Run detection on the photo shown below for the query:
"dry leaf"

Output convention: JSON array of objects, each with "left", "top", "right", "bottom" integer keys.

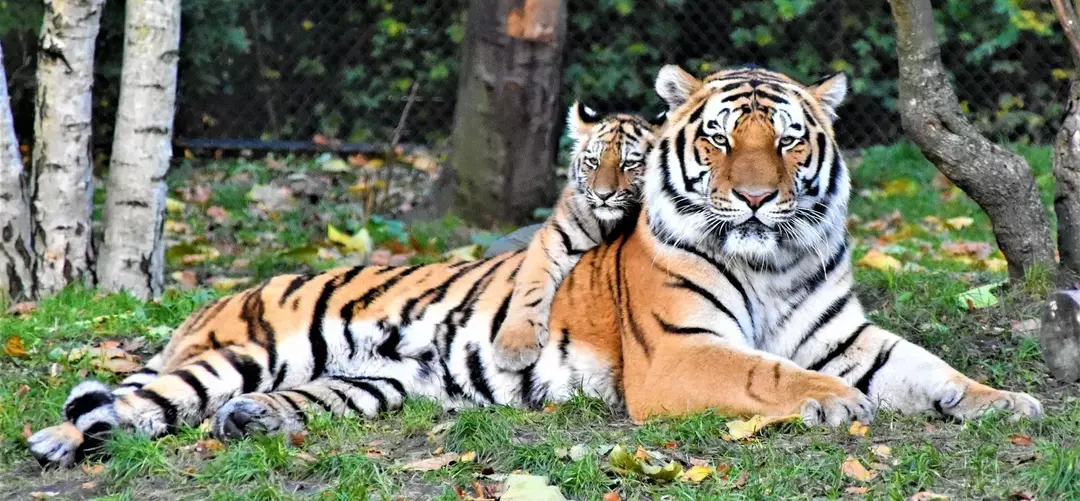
[
  {"left": 845, "top": 486, "right": 869, "bottom": 495},
  {"left": 680, "top": 465, "right": 714, "bottom": 483},
  {"left": 608, "top": 444, "right": 683, "bottom": 482},
  {"left": 848, "top": 421, "right": 870, "bottom": 437},
  {"left": 500, "top": 474, "right": 568, "bottom": 500},
  {"left": 909, "top": 492, "right": 949, "bottom": 500},
  {"left": 733, "top": 470, "right": 749, "bottom": 489},
  {"left": 29, "top": 491, "right": 58, "bottom": 499},
  {"left": 1008, "top": 434, "right": 1033, "bottom": 446},
  {"left": 982, "top": 258, "right": 1008, "bottom": 272},
  {"left": 941, "top": 241, "right": 993, "bottom": 259},
  {"left": 460, "top": 451, "right": 477, "bottom": 463},
  {"left": 16, "top": 384, "right": 30, "bottom": 397},
  {"left": 1010, "top": 319, "right": 1040, "bottom": 337},
  {"left": 602, "top": 492, "right": 621, "bottom": 501},
  {"left": 206, "top": 206, "right": 230, "bottom": 224},
  {"left": 94, "top": 357, "right": 143, "bottom": 374},
  {"left": 81, "top": 463, "right": 104, "bottom": 476},
  {"left": 1009, "top": 491, "right": 1036, "bottom": 500},
  {"left": 542, "top": 403, "right": 558, "bottom": 413},
  {"left": 945, "top": 217, "right": 975, "bottom": 230},
  {"left": 80, "top": 482, "right": 97, "bottom": 489},
  {"left": 295, "top": 452, "right": 318, "bottom": 463},
  {"left": 723, "top": 414, "right": 801, "bottom": 441},
  {"left": 288, "top": 431, "right": 307, "bottom": 447},
  {"left": 882, "top": 178, "right": 918, "bottom": 196},
  {"left": 871, "top": 444, "right": 892, "bottom": 459},
  {"left": 841, "top": 456, "right": 877, "bottom": 482},
  {"left": 194, "top": 438, "right": 225, "bottom": 459},
  {"left": 23, "top": 423, "right": 33, "bottom": 439},
  {"left": 402, "top": 452, "right": 461, "bottom": 471},
  {"left": 5, "top": 336, "right": 28, "bottom": 358},
  {"left": 7, "top": 301, "right": 38, "bottom": 315},
  {"left": 857, "top": 250, "right": 902, "bottom": 272}
]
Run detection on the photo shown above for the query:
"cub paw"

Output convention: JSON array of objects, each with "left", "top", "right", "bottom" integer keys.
[
  {"left": 800, "top": 389, "right": 875, "bottom": 428},
  {"left": 212, "top": 395, "right": 304, "bottom": 439},
  {"left": 28, "top": 422, "right": 84, "bottom": 468},
  {"left": 940, "top": 384, "right": 1043, "bottom": 421},
  {"left": 492, "top": 320, "right": 547, "bottom": 372}
]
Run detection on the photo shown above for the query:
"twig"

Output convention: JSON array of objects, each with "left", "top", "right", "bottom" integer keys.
[
  {"left": 390, "top": 80, "right": 421, "bottom": 150},
  {"left": 1051, "top": 0, "right": 1080, "bottom": 68}
]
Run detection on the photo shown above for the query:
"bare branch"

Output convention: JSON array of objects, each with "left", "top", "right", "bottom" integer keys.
[{"left": 1051, "top": 0, "right": 1080, "bottom": 67}]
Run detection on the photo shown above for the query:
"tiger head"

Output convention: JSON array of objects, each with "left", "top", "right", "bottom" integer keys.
[
  {"left": 567, "top": 102, "right": 664, "bottom": 223},
  {"left": 643, "top": 65, "right": 849, "bottom": 264}
]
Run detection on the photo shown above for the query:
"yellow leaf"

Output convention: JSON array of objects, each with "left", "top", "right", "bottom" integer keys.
[
  {"left": 909, "top": 492, "right": 949, "bottom": 501},
  {"left": 945, "top": 217, "right": 974, "bottom": 230},
  {"left": 608, "top": 444, "right": 683, "bottom": 483},
  {"left": 680, "top": 465, "right": 714, "bottom": 483},
  {"left": 848, "top": 421, "right": 870, "bottom": 437},
  {"left": 165, "top": 197, "right": 186, "bottom": 214},
  {"left": 402, "top": 452, "right": 461, "bottom": 471},
  {"left": 723, "top": 414, "right": 801, "bottom": 441},
  {"left": 857, "top": 250, "right": 902, "bottom": 272},
  {"left": 982, "top": 258, "right": 1008, "bottom": 272},
  {"left": 327, "top": 224, "right": 373, "bottom": 256},
  {"left": 4, "top": 336, "right": 28, "bottom": 358},
  {"left": 459, "top": 451, "right": 477, "bottom": 463},
  {"left": 871, "top": 444, "right": 891, "bottom": 459},
  {"left": 442, "top": 244, "right": 482, "bottom": 263},
  {"left": 841, "top": 456, "right": 877, "bottom": 482},
  {"left": 882, "top": 178, "right": 918, "bottom": 196}
]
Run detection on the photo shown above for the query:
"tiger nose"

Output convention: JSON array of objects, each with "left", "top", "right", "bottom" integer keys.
[
  {"left": 734, "top": 189, "right": 777, "bottom": 210},
  {"left": 594, "top": 189, "right": 615, "bottom": 201}
]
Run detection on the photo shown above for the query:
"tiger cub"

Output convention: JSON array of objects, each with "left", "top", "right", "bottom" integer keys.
[{"left": 492, "top": 103, "right": 663, "bottom": 370}]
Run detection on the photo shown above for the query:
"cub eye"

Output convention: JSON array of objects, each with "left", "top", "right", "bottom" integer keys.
[
  {"left": 778, "top": 136, "right": 799, "bottom": 147},
  {"left": 583, "top": 157, "right": 599, "bottom": 169},
  {"left": 707, "top": 134, "right": 729, "bottom": 149},
  {"left": 623, "top": 160, "right": 642, "bottom": 171}
]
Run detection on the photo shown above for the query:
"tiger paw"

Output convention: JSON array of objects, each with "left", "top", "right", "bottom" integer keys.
[
  {"left": 212, "top": 395, "right": 304, "bottom": 439},
  {"left": 937, "top": 382, "right": 1043, "bottom": 421},
  {"left": 800, "top": 388, "right": 875, "bottom": 428},
  {"left": 492, "top": 319, "right": 547, "bottom": 372},
  {"left": 28, "top": 422, "right": 85, "bottom": 468}
]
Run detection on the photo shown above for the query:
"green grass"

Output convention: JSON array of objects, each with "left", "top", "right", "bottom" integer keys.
[{"left": 2, "top": 143, "right": 1079, "bottom": 499}]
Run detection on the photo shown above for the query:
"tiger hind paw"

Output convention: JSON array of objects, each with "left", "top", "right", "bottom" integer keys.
[
  {"left": 28, "top": 422, "right": 85, "bottom": 468},
  {"left": 492, "top": 320, "right": 547, "bottom": 371}
]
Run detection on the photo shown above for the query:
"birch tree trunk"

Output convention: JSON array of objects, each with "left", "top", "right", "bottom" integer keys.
[
  {"left": 0, "top": 41, "right": 36, "bottom": 302},
  {"left": 31, "top": 0, "right": 105, "bottom": 295},
  {"left": 888, "top": 0, "right": 1058, "bottom": 281},
  {"left": 98, "top": 0, "right": 180, "bottom": 299}
]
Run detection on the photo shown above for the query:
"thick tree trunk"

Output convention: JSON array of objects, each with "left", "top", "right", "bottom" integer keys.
[
  {"left": 889, "top": 0, "right": 1057, "bottom": 280},
  {"left": 448, "top": 0, "right": 567, "bottom": 226},
  {"left": 0, "top": 42, "right": 36, "bottom": 302},
  {"left": 98, "top": 0, "right": 180, "bottom": 299},
  {"left": 31, "top": 0, "right": 105, "bottom": 295},
  {"left": 1051, "top": 0, "right": 1080, "bottom": 279}
]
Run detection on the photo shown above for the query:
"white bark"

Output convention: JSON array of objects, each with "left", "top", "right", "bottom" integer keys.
[
  {"left": 0, "top": 41, "right": 36, "bottom": 301},
  {"left": 98, "top": 0, "right": 180, "bottom": 299},
  {"left": 31, "top": 0, "right": 105, "bottom": 295}
]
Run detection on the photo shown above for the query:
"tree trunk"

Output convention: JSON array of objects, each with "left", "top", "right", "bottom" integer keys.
[
  {"left": 888, "top": 0, "right": 1057, "bottom": 281},
  {"left": 31, "top": 0, "right": 105, "bottom": 295},
  {"left": 0, "top": 41, "right": 36, "bottom": 302},
  {"left": 98, "top": 0, "right": 180, "bottom": 299},
  {"left": 1051, "top": 0, "right": 1080, "bottom": 279},
  {"left": 448, "top": 0, "right": 567, "bottom": 226}
]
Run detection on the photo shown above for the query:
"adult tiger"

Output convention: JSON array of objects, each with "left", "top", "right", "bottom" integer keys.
[{"left": 29, "top": 66, "right": 1041, "bottom": 467}]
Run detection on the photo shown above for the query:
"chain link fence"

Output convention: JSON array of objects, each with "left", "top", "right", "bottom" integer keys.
[{"left": 0, "top": 0, "right": 1071, "bottom": 151}]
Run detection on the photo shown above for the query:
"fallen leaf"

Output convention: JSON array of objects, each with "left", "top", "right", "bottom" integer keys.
[
  {"left": 194, "top": 438, "right": 225, "bottom": 459},
  {"left": 871, "top": 444, "right": 892, "bottom": 459},
  {"left": 1008, "top": 434, "right": 1033, "bottom": 446},
  {"left": 443, "top": 244, "right": 482, "bottom": 263},
  {"left": 295, "top": 452, "right": 318, "bottom": 463},
  {"left": 165, "top": 197, "right": 186, "bottom": 214},
  {"left": 164, "top": 220, "right": 190, "bottom": 234},
  {"left": 1009, "top": 491, "right": 1035, "bottom": 500},
  {"left": 845, "top": 486, "right": 869, "bottom": 495},
  {"left": 5, "top": 335, "right": 28, "bottom": 357},
  {"left": 500, "top": 474, "right": 567, "bottom": 500},
  {"left": 206, "top": 206, "right": 230, "bottom": 224},
  {"left": 248, "top": 184, "right": 295, "bottom": 211},
  {"left": 7, "top": 301, "right": 38, "bottom": 315},
  {"left": 857, "top": 250, "right": 902, "bottom": 272},
  {"left": 1010, "top": 319, "right": 1040, "bottom": 338},
  {"left": 733, "top": 470, "right": 749, "bottom": 489},
  {"left": 172, "top": 270, "right": 198, "bottom": 289},
  {"left": 568, "top": 444, "right": 588, "bottom": 462},
  {"left": 288, "top": 431, "right": 307, "bottom": 447},
  {"left": 909, "top": 492, "right": 949, "bottom": 500},
  {"left": 956, "top": 282, "right": 1004, "bottom": 310},
  {"left": 663, "top": 440, "right": 677, "bottom": 449},
  {"left": 608, "top": 444, "right": 683, "bottom": 482},
  {"left": 841, "top": 456, "right": 877, "bottom": 482},
  {"left": 945, "top": 217, "right": 975, "bottom": 230},
  {"left": 23, "top": 423, "right": 32, "bottom": 439},
  {"left": 723, "top": 414, "right": 801, "bottom": 441},
  {"left": 460, "top": 450, "right": 477, "bottom": 463},
  {"left": 209, "top": 276, "right": 253, "bottom": 292},
  {"left": 29, "top": 491, "right": 58, "bottom": 499},
  {"left": 882, "top": 178, "right": 918, "bottom": 196},
  {"left": 80, "top": 482, "right": 97, "bottom": 489},
  {"left": 94, "top": 357, "right": 142, "bottom": 374},
  {"left": 542, "top": 403, "right": 558, "bottom": 413},
  {"left": 942, "top": 241, "right": 993, "bottom": 259},
  {"left": 982, "top": 258, "right": 1009, "bottom": 272},
  {"left": 81, "top": 463, "right": 104, "bottom": 476},
  {"left": 402, "top": 452, "right": 461, "bottom": 471},
  {"left": 602, "top": 492, "right": 621, "bottom": 501},
  {"left": 16, "top": 384, "right": 30, "bottom": 397},
  {"left": 848, "top": 421, "right": 870, "bottom": 437},
  {"left": 680, "top": 464, "right": 714, "bottom": 483},
  {"left": 869, "top": 462, "right": 891, "bottom": 471},
  {"left": 327, "top": 224, "right": 373, "bottom": 257}
]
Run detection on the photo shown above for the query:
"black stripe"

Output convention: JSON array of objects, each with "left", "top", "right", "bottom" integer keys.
[
  {"left": 854, "top": 341, "right": 898, "bottom": 394},
  {"left": 653, "top": 313, "right": 720, "bottom": 336},
  {"left": 377, "top": 322, "right": 403, "bottom": 361},
  {"left": 338, "top": 377, "right": 388, "bottom": 413},
  {"left": 222, "top": 350, "right": 263, "bottom": 393},
  {"left": 193, "top": 360, "right": 219, "bottom": 378},
  {"left": 356, "top": 265, "right": 424, "bottom": 308},
  {"left": 519, "top": 363, "right": 538, "bottom": 409},
  {"left": 554, "top": 222, "right": 582, "bottom": 256},
  {"left": 687, "top": 102, "right": 706, "bottom": 124},
  {"left": 279, "top": 274, "right": 315, "bottom": 306},
  {"left": 355, "top": 376, "right": 406, "bottom": 395},
  {"left": 807, "top": 322, "right": 871, "bottom": 372},
  {"left": 209, "top": 331, "right": 223, "bottom": 350},
  {"left": 787, "top": 243, "right": 848, "bottom": 297},
  {"left": 271, "top": 362, "right": 289, "bottom": 390},
  {"left": 240, "top": 284, "right": 278, "bottom": 376},
  {"left": 134, "top": 389, "right": 179, "bottom": 429},
  {"left": 330, "top": 387, "right": 362, "bottom": 415},
  {"left": 401, "top": 259, "right": 489, "bottom": 322},
  {"left": 64, "top": 391, "right": 115, "bottom": 422},
  {"left": 676, "top": 131, "right": 695, "bottom": 192},
  {"left": 791, "top": 291, "right": 853, "bottom": 355},
  {"left": 441, "top": 257, "right": 509, "bottom": 355},
  {"left": 660, "top": 267, "right": 742, "bottom": 330},
  {"left": 277, "top": 393, "right": 307, "bottom": 421},
  {"left": 825, "top": 150, "right": 843, "bottom": 198},
  {"left": 191, "top": 298, "right": 230, "bottom": 333},
  {"left": 667, "top": 244, "right": 753, "bottom": 328},
  {"left": 173, "top": 370, "right": 209, "bottom": 413},
  {"left": 340, "top": 300, "right": 359, "bottom": 359},
  {"left": 466, "top": 344, "right": 497, "bottom": 403},
  {"left": 558, "top": 329, "right": 571, "bottom": 363},
  {"left": 79, "top": 421, "right": 113, "bottom": 455},
  {"left": 309, "top": 266, "right": 366, "bottom": 378},
  {"left": 755, "top": 89, "right": 789, "bottom": 104},
  {"left": 292, "top": 389, "right": 332, "bottom": 412},
  {"left": 490, "top": 292, "right": 513, "bottom": 342}
]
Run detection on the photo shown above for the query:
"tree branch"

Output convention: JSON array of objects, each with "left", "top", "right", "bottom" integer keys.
[{"left": 1051, "top": 0, "right": 1080, "bottom": 68}]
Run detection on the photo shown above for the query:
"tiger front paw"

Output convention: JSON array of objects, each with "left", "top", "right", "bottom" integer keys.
[
  {"left": 937, "top": 382, "right": 1043, "bottom": 421},
  {"left": 212, "top": 395, "right": 304, "bottom": 439},
  {"left": 492, "top": 318, "right": 547, "bottom": 372},
  {"left": 800, "top": 388, "right": 875, "bottom": 428},
  {"left": 28, "top": 422, "right": 85, "bottom": 468}
]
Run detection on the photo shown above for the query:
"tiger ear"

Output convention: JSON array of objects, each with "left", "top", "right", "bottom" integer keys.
[
  {"left": 646, "top": 110, "right": 668, "bottom": 128},
  {"left": 567, "top": 101, "right": 599, "bottom": 143},
  {"left": 655, "top": 65, "right": 701, "bottom": 111},
  {"left": 809, "top": 73, "right": 847, "bottom": 120}
]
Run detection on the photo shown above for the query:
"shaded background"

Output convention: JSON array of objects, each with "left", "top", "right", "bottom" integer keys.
[{"left": 0, "top": 0, "right": 1069, "bottom": 151}]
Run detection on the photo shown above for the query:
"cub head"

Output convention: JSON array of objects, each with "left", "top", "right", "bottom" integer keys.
[
  {"left": 567, "top": 102, "right": 664, "bottom": 223},
  {"left": 644, "top": 65, "right": 849, "bottom": 263}
]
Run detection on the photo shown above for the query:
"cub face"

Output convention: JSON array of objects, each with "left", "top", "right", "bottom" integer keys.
[{"left": 567, "top": 102, "right": 664, "bottom": 223}]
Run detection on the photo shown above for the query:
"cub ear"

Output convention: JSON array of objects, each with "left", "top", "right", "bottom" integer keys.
[
  {"left": 808, "top": 73, "right": 847, "bottom": 121},
  {"left": 655, "top": 65, "right": 701, "bottom": 111},
  {"left": 567, "top": 101, "right": 599, "bottom": 143}
]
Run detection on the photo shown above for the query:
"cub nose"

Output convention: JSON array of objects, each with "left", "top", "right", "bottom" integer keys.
[
  {"left": 733, "top": 189, "right": 778, "bottom": 210},
  {"left": 593, "top": 189, "right": 615, "bottom": 201}
]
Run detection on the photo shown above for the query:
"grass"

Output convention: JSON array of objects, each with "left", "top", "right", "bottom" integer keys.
[{"left": 2, "top": 143, "right": 1079, "bottom": 499}]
